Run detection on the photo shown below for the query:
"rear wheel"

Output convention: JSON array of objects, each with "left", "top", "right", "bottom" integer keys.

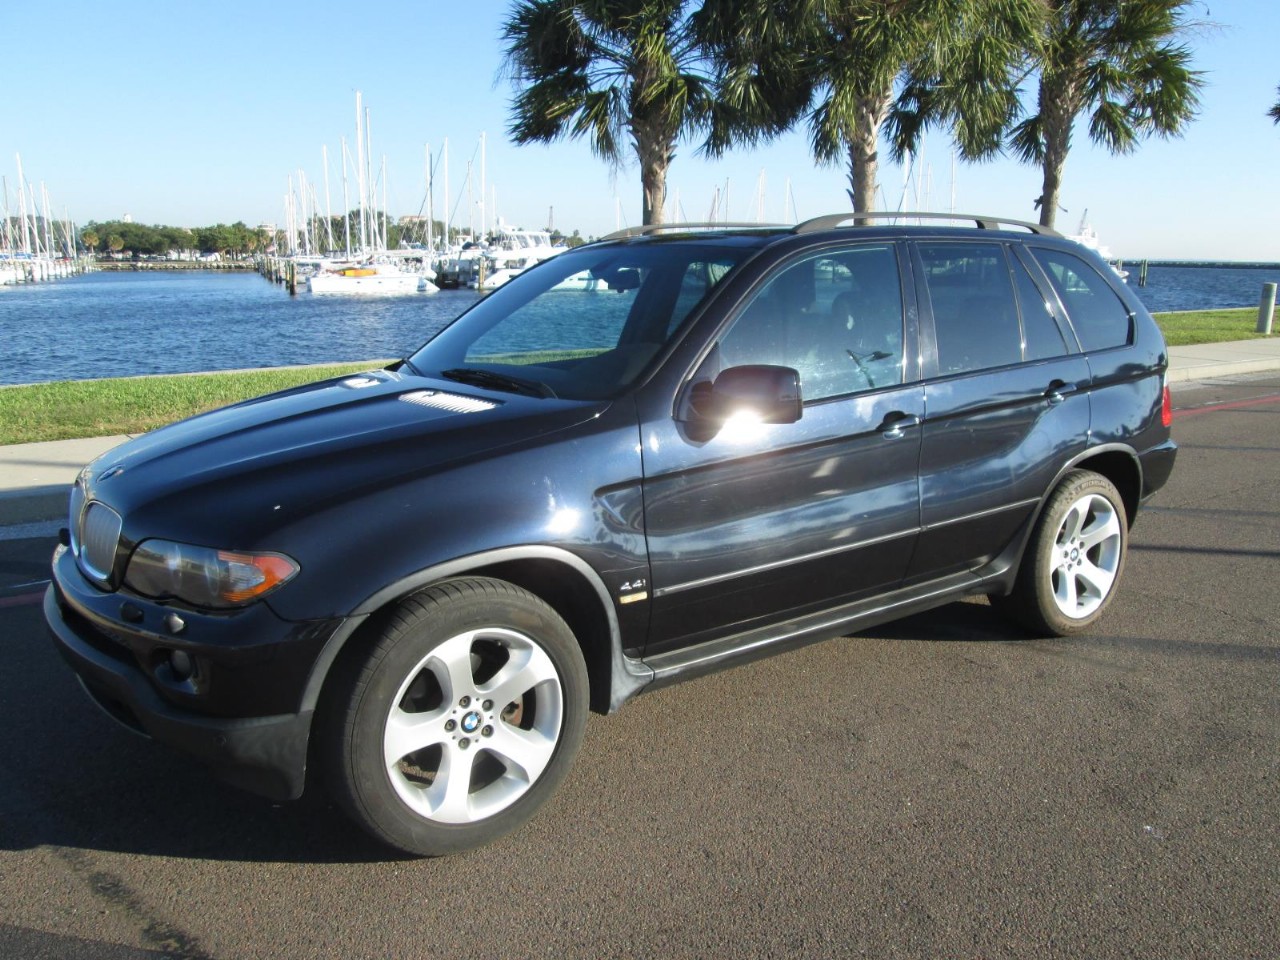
[
  {"left": 326, "top": 578, "right": 588, "bottom": 856},
  {"left": 998, "top": 470, "right": 1128, "bottom": 636}
]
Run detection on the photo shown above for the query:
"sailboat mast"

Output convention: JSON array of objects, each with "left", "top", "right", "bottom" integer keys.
[
  {"left": 322, "top": 144, "right": 335, "bottom": 253},
  {"left": 355, "top": 92, "right": 367, "bottom": 254},
  {"left": 16, "top": 154, "right": 31, "bottom": 255},
  {"left": 341, "top": 136, "right": 352, "bottom": 259},
  {"left": 425, "top": 143, "right": 433, "bottom": 253},
  {"left": 365, "top": 106, "right": 376, "bottom": 251}
]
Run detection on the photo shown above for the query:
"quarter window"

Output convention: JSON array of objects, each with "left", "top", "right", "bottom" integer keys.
[
  {"left": 1030, "top": 248, "right": 1133, "bottom": 352},
  {"left": 1011, "top": 257, "right": 1068, "bottom": 361}
]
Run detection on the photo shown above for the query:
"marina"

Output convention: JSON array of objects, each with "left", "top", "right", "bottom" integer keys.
[{"left": 2, "top": 261, "right": 1277, "bottom": 388}]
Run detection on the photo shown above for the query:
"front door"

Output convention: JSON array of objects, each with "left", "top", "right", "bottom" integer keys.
[{"left": 638, "top": 242, "right": 925, "bottom": 656}]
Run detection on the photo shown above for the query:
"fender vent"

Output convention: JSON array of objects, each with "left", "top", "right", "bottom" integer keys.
[{"left": 398, "top": 390, "right": 498, "bottom": 414}]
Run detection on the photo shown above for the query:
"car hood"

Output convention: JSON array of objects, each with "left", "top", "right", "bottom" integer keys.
[{"left": 80, "top": 368, "right": 610, "bottom": 547}]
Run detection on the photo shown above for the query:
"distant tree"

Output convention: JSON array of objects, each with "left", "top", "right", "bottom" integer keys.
[
  {"left": 81, "top": 229, "right": 99, "bottom": 254},
  {"left": 696, "top": 0, "right": 1043, "bottom": 215},
  {"left": 502, "top": 0, "right": 718, "bottom": 225},
  {"left": 1270, "top": 85, "right": 1280, "bottom": 124},
  {"left": 107, "top": 235, "right": 124, "bottom": 255},
  {"left": 1011, "top": 0, "right": 1205, "bottom": 229}
]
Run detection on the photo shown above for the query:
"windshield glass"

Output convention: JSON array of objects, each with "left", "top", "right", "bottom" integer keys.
[{"left": 408, "top": 242, "right": 750, "bottom": 400}]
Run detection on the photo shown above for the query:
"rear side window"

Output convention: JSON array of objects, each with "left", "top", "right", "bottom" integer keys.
[
  {"left": 1030, "top": 248, "right": 1133, "bottom": 352},
  {"left": 918, "top": 242, "right": 1021, "bottom": 375}
]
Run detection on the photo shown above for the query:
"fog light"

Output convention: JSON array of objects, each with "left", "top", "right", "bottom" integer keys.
[{"left": 169, "top": 649, "right": 194, "bottom": 681}]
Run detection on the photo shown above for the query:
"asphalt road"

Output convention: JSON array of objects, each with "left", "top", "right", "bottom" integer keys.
[{"left": 1, "top": 374, "right": 1276, "bottom": 960}]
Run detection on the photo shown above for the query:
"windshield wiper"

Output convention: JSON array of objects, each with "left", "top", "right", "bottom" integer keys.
[{"left": 440, "top": 368, "right": 558, "bottom": 399}]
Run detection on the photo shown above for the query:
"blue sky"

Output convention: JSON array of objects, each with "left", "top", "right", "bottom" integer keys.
[{"left": 3, "top": 0, "right": 1276, "bottom": 261}]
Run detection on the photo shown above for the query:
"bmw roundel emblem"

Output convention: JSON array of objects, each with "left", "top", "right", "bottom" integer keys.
[{"left": 461, "top": 711, "right": 482, "bottom": 734}]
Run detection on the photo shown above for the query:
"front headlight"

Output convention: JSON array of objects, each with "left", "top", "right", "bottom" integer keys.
[{"left": 124, "top": 540, "right": 299, "bottom": 608}]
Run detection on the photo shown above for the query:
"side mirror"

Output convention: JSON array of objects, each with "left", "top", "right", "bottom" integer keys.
[{"left": 696, "top": 364, "right": 803, "bottom": 425}]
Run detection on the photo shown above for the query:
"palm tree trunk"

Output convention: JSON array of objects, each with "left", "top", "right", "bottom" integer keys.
[
  {"left": 846, "top": 91, "right": 892, "bottom": 216},
  {"left": 633, "top": 117, "right": 671, "bottom": 226},
  {"left": 640, "top": 151, "right": 669, "bottom": 226},
  {"left": 1037, "top": 75, "right": 1076, "bottom": 230}
]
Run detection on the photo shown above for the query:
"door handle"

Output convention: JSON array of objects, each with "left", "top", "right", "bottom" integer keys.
[
  {"left": 1045, "top": 380, "right": 1075, "bottom": 406},
  {"left": 879, "top": 412, "right": 921, "bottom": 440}
]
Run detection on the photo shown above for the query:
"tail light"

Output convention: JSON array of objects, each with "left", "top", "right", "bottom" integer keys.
[{"left": 1161, "top": 374, "right": 1173, "bottom": 427}]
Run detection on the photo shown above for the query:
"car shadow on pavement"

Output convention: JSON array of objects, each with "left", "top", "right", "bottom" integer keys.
[
  {"left": 861, "top": 597, "right": 1032, "bottom": 643},
  {"left": 0, "top": 606, "right": 410, "bottom": 865}
]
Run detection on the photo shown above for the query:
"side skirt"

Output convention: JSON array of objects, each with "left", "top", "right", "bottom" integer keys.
[{"left": 623, "top": 563, "right": 1015, "bottom": 701}]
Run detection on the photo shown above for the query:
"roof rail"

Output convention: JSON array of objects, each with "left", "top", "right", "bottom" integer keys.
[
  {"left": 793, "top": 211, "right": 1061, "bottom": 237},
  {"left": 601, "top": 221, "right": 787, "bottom": 241}
]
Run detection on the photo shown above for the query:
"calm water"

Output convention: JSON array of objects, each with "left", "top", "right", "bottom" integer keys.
[
  {"left": 1, "top": 271, "right": 482, "bottom": 386},
  {"left": 2, "top": 262, "right": 1278, "bottom": 386}
]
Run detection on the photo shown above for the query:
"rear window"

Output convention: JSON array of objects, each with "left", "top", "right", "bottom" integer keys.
[{"left": 1030, "top": 248, "right": 1133, "bottom": 352}]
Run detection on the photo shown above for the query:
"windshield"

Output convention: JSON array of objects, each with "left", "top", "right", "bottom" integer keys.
[{"left": 407, "top": 242, "right": 750, "bottom": 400}]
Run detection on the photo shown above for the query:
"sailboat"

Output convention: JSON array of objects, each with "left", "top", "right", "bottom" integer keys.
[{"left": 303, "top": 93, "right": 438, "bottom": 296}]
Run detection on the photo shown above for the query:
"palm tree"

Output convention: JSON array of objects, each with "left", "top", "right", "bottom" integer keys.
[
  {"left": 1011, "top": 0, "right": 1204, "bottom": 229},
  {"left": 80, "top": 229, "right": 99, "bottom": 255},
  {"left": 502, "top": 0, "right": 716, "bottom": 225},
  {"left": 1270, "top": 85, "right": 1280, "bottom": 124},
  {"left": 697, "top": 0, "right": 1043, "bottom": 215}
]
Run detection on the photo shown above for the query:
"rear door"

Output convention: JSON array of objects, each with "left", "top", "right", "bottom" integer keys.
[{"left": 907, "top": 239, "right": 1090, "bottom": 583}]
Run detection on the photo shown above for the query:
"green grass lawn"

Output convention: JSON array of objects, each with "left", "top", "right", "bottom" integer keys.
[
  {"left": 1151, "top": 308, "right": 1267, "bottom": 346},
  {"left": 0, "top": 307, "right": 1271, "bottom": 445},
  {"left": 0, "top": 363, "right": 380, "bottom": 445}
]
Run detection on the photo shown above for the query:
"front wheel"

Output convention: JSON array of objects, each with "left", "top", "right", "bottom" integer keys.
[
  {"left": 998, "top": 470, "right": 1128, "bottom": 636},
  {"left": 326, "top": 578, "right": 588, "bottom": 856}
]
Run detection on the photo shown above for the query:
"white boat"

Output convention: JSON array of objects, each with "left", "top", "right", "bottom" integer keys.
[
  {"left": 308, "top": 260, "right": 436, "bottom": 295},
  {"left": 1068, "top": 212, "right": 1129, "bottom": 280},
  {"left": 473, "top": 227, "right": 566, "bottom": 290}
]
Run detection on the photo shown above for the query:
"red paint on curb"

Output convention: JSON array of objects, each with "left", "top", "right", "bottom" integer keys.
[{"left": 1173, "top": 393, "right": 1280, "bottom": 421}]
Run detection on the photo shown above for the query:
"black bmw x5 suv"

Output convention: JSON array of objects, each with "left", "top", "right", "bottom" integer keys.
[{"left": 47, "top": 213, "right": 1176, "bottom": 855}]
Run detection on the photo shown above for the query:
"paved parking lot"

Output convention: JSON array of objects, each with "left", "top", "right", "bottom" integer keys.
[{"left": 1, "top": 374, "right": 1276, "bottom": 959}]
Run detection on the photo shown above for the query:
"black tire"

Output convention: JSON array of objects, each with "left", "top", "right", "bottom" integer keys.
[
  {"left": 997, "top": 470, "right": 1129, "bottom": 636},
  {"left": 325, "top": 577, "right": 588, "bottom": 856}
]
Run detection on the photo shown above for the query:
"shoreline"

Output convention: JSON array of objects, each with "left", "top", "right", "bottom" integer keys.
[{"left": 93, "top": 260, "right": 255, "bottom": 272}]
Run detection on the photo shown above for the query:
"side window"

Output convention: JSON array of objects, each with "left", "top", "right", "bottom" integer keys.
[
  {"left": 1011, "top": 257, "right": 1069, "bottom": 361},
  {"left": 918, "top": 242, "right": 1022, "bottom": 375},
  {"left": 719, "top": 244, "right": 904, "bottom": 401},
  {"left": 669, "top": 258, "right": 738, "bottom": 336},
  {"left": 1030, "top": 248, "right": 1133, "bottom": 352}
]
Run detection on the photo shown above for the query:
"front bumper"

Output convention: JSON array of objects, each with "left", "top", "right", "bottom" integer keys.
[{"left": 45, "top": 546, "right": 344, "bottom": 800}]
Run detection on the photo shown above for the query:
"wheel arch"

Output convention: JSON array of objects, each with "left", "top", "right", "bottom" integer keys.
[
  {"left": 1067, "top": 445, "right": 1143, "bottom": 529},
  {"left": 985, "top": 443, "right": 1143, "bottom": 599},
  {"left": 299, "top": 546, "right": 649, "bottom": 723}
]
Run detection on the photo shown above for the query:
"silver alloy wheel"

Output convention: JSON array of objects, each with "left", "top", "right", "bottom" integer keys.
[
  {"left": 382, "top": 627, "right": 564, "bottom": 825},
  {"left": 1050, "top": 492, "right": 1123, "bottom": 619}
]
